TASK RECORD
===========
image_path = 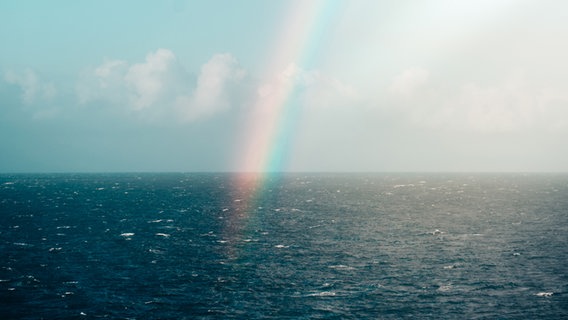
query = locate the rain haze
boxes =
[1,0,567,173]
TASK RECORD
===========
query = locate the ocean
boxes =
[1,173,567,319]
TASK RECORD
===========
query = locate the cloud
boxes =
[175,53,246,121]
[255,63,357,110]
[386,68,568,133]
[76,50,357,124]
[78,49,184,114]
[301,69,358,109]
[77,49,248,122]
[455,79,534,132]
[4,69,56,104]
[388,67,430,97]
[449,75,568,133]
[76,59,128,105]
[124,49,179,110]
[3,68,60,120]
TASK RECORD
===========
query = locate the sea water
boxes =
[1,173,567,319]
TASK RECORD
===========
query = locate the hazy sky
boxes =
[1,0,567,172]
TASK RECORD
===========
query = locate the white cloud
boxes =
[76,50,357,124]
[77,50,249,122]
[388,67,430,97]
[449,75,568,133]
[94,59,127,79]
[301,69,357,109]
[77,59,128,105]
[4,69,56,104]
[77,48,182,114]
[386,69,568,133]
[176,53,246,121]
[256,63,357,110]
[124,49,178,110]
[456,80,534,132]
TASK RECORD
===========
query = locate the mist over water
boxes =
[1,173,567,319]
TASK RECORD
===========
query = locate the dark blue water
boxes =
[1,173,567,319]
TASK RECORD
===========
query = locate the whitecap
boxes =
[437,285,452,292]
[307,291,336,297]
[535,292,553,297]
[155,233,170,238]
[328,265,355,271]
[120,233,135,237]
[274,244,289,248]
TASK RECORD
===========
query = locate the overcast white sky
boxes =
[1,0,567,172]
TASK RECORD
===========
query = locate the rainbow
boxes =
[222,1,343,253]
[238,0,343,176]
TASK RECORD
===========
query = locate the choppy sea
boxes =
[1,173,567,319]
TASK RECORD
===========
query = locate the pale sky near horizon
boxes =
[1,0,568,172]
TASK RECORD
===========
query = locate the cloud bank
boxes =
[386,68,568,133]
[74,49,357,124]
[5,48,568,136]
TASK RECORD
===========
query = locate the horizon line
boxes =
[1,171,567,175]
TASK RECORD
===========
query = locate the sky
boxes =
[1,0,568,173]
